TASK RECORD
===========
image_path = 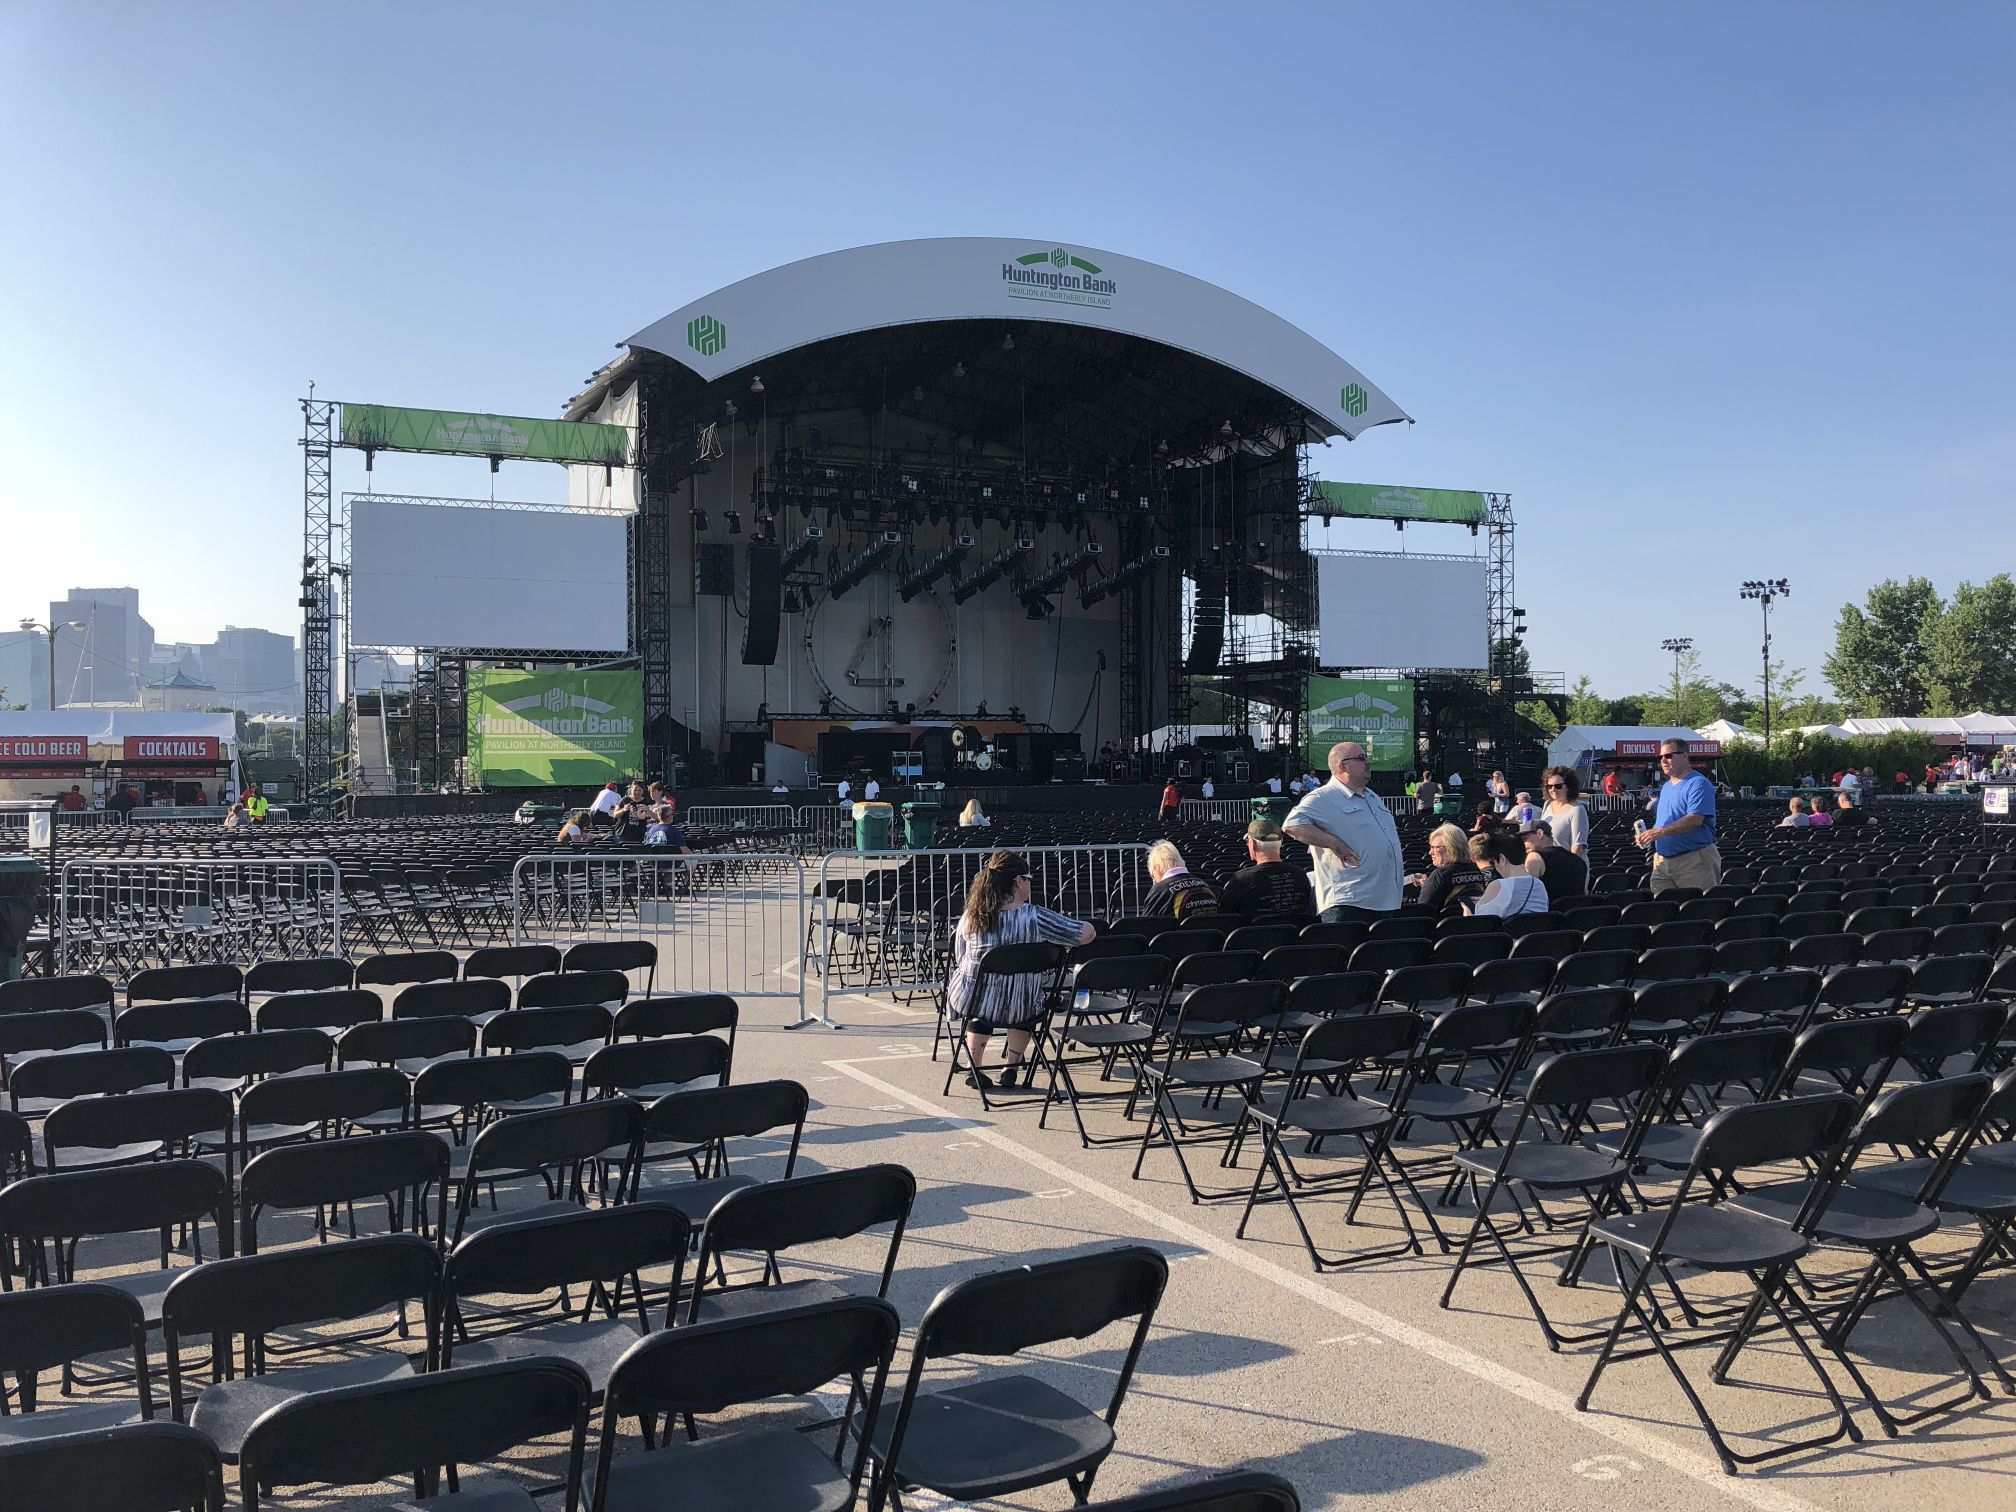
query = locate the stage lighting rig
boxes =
[829,532,905,600]
[899,535,975,601]
[951,537,1035,604]
[779,525,824,576]
[1078,544,1170,608]
[1025,542,1103,599]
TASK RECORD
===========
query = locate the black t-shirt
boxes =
[1143,872,1220,920]
[1831,806,1869,828]
[1219,861,1314,921]
[1531,847,1589,907]
[1417,861,1491,913]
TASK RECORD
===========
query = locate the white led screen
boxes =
[348,500,630,652]
[1316,554,1488,671]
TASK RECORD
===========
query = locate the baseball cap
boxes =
[1246,819,1284,844]
[1516,818,1552,836]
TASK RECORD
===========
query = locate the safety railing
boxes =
[685,803,855,856]
[1176,799,1255,824]
[511,852,807,1017]
[127,806,231,824]
[0,808,125,830]
[794,805,855,853]
[58,857,342,979]
[812,843,1152,1027]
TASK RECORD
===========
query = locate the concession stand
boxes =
[1545,726,1719,794]
[0,713,238,810]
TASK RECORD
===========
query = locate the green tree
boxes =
[1565,675,1607,727]
[1925,574,2016,713]
[1516,699,1561,739]
[1824,578,1943,716]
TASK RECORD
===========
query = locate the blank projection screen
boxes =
[1316,554,1488,670]
[348,500,629,651]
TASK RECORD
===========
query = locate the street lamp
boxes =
[1659,637,1693,726]
[16,619,86,712]
[1738,580,1791,748]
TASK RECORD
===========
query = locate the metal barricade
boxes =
[1177,799,1254,824]
[511,852,807,1016]
[794,805,854,853]
[58,857,342,979]
[812,843,1152,1027]
[127,807,229,824]
[0,809,124,830]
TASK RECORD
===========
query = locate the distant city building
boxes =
[0,628,50,709]
[141,670,220,713]
[50,591,138,704]
[207,625,298,714]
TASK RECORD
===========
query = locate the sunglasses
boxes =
[1544,781,1566,789]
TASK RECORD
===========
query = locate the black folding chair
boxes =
[939,942,1067,1108]
[593,1297,901,1512]
[562,938,658,994]
[443,1202,689,1396]
[1439,1044,1666,1349]
[861,1245,1168,1510]
[40,1088,231,1174]
[0,1010,108,1090]
[451,1098,643,1240]
[393,977,511,1026]
[239,1130,451,1252]
[0,1421,224,1512]
[181,1028,330,1095]
[10,1046,173,1116]
[232,1065,410,1167]
[519,969,631,1012]
[464,943,563,986]
[582,1036,728,1103]
[686,1164,916,1323]
[242,957,352,1001]
[481,1005,614,1065]
[1037,955,1169,1148]
[1130,981,1281,1202]
[354,950,459,991]
[251,987,380,1034]
[235,1357,591,1509]
[628,1080,809,1224]
[0,1283,154,1437]
[1574,1095,1864,1475]
[161,1234,441,1462]
[613,992,739,1068]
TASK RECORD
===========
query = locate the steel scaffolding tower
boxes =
[299,397,337,802]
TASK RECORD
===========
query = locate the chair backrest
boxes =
[1432,934,1511,967]
[0,1421,224,1512]
[114,997,249,1049]
[239,1131,450,1251]
[0,1159,232,1258]
[0,1008,107,1060]
[612,992,739,1043]
[392,978,510,1021]
[1284,972,1380,1020]
[516,969,631,1011]
[162,1233,440,1365]
[1818,963,1910,1012]
[1849,1073,1993,1187]
[235,1358,590,1507]
[1086,1470,1301,1512]
[447,1201,689,1309]
[42,1088,232,1171]
[1070,955,1174,1000]
[908,1241,1166,1372]
[1421,999,1536,1059]
[1469,957,1559,1002]
[238,1065,409,1132]
[1524,1042,1667,1113]
[339,1015,477,1068]
[11,1045,174,1108]
[412,1052,573,1116]
[1292,1010,1421,1077]
[0,1280,149,1403]
[253,987,382,1033]
[126,964,242,1008]
[354,951,459,988]
[244,958,353,997]
[1662,1027,1795,1096]
[1693,1092,1858,1176]
[692,1164,916,1311]
[182,1027,332,1087]
[463,1099,642,1184]
[1510,929,1583,963]
[1776,1015,1906,1096]
[0,974,115,1016]
[582,1036,728,1099]
[463,943,563,981]
[1378,963,1471,1010]
[1168,949,1263,988]
[1165,980,1286,1041]
[1534,986,1631,1042]
[1903,1002,2005,1073]
[560,939,656,975]
[639,1079,809,1151]
[1630,977,1727,1028]
[1259,944,1347,982]
[1346,939,1432,974]
[1297,920,1367,949]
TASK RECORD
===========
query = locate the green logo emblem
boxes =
[687,315,726,358]
[1341,383,1368,418]
[1049,246,1070,268]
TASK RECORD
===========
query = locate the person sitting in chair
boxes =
[1142,841,1220,920]
[1219,820,1314,920]
[943,851,1094,1091]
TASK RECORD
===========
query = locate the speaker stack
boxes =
[741,543,781,664]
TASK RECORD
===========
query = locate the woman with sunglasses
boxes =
[1538,765,1589,858]
[1408,823,1491,914]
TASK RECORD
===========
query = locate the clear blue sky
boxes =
[3,2,2009,702]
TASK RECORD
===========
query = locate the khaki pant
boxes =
[1650,844,1722,895]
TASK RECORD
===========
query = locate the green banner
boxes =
[1308,481,1487,525]
[1304,676,1415,771]
[342,403,631,467]
[467,667,643,788]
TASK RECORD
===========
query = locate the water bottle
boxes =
[1633,819,1648,842]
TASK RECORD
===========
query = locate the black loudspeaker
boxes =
[741,543,781,664]
[1185,569,1226,672]
[695,542,735,597]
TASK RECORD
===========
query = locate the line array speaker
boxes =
[741,542,781,664]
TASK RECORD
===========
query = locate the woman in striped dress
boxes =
[944,851,1095,1090]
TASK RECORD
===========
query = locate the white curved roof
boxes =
[624,237,1410,442]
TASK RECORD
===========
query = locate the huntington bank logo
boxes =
[1002,246,1117,309]
[687,315,727,357]
[1341,383,1368,418]
[543,686,569,714]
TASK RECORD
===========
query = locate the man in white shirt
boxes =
[1838,768,1862,807]
[1201,777,1215,799]
[589,782,624,829]
[863,775,882,802]
[1282,742,1405,920]
[1265,774,1283,795]
[836,777,853,806]
[1448,771,1464,790]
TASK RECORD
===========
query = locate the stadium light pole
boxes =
[1738,579,1790,748]
[1659,637,1693,727]
[17,619,86,712]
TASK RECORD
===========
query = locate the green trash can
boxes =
[1252,797,1292,826]
[900,801,942,849]
[853,801,895,852]
[0,856,47,983]
[1433,795,1464,819]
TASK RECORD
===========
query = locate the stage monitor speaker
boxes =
[741,543,781,664]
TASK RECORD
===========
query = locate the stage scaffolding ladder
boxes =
[58,857,342,979]
[812,843,1152,1028]
[511,851,807,1017]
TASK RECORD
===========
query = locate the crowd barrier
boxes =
[812,843,1153,1027]
[511,851,807,1018]
[127,806,232,824]
[1176,799,1258,824]
[686,802,854,855]
[0,808,126,830]
[58,857,343,976]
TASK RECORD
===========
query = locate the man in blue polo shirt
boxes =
[1635,738,1720,894]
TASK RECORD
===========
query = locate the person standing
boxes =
[1158,779,1180,825]
[109,784,139,819]
[1486,771,1511,813]
[943,851,1095,1091]
[1539,766,1590,858]
[1838,767,1861,807]
[835,775,853,806]
[60,785,86,812]
[1601,769,1621,800]
[1218,820,1315,920]
[1201,776,1215,800]
[1264,772,1283,796]
[246,788,270,824]
[589,781,624,829]
[1282,741,1404,922]
[1636,738,1720,894]
[863,773,882,802]
[1414,770,1441,814]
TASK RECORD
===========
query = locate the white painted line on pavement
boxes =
[830,1058,1824,1512]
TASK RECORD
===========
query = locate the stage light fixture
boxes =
[829,534,903,601]
[690,509,710,531]
[725,511,742,535]
[1002,332,1015,350]
[750,376,764,393]
[953,362,966,379]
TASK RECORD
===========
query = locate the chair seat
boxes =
[1152,1055,1265,1089]
[1587,1123,1701,1170]
[37,1137,165,1169]
[1453,1144,1628,1191]
[1852,1159,2016,1218]
[630,1174,756,1224]
[857,1373,1113,1499]
[1391,1081,1499,1124]
[334,1474,542,1511]
[104,1264,184,1325]
[1968,1141,2016,1173]
[1250,1092,1390,1137]
[689,1279,856,1325]
[0,1398,145,1444]
[451,1317,643,1395]
[193,1351,419,1456]
[1062,1023,1152,1050]
[1724,1178,1937,1248]
[597,1424,853,1512]
[1589,1204,1809,1270]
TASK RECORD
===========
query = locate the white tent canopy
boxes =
[1830,714,2016,741]
[0,711,237,746]
[1546,725,1709,773]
